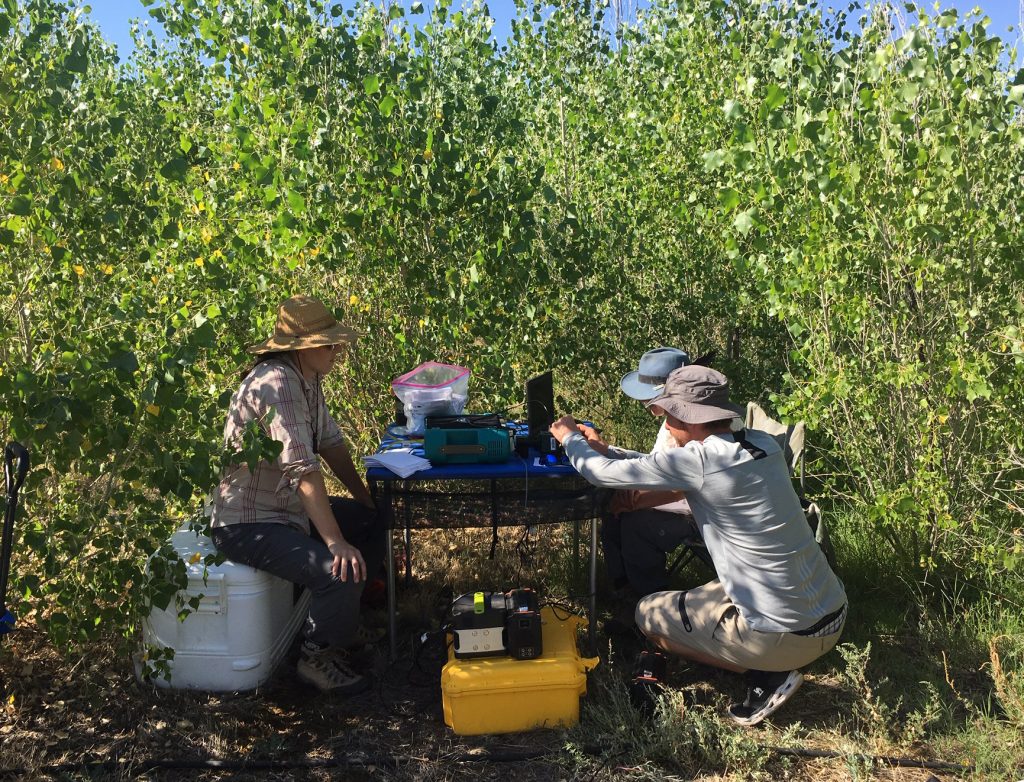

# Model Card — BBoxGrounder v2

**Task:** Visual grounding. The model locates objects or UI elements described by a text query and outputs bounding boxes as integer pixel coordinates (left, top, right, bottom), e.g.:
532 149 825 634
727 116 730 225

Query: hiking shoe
728 669 804 726
297 646 371 695
628 650 668 718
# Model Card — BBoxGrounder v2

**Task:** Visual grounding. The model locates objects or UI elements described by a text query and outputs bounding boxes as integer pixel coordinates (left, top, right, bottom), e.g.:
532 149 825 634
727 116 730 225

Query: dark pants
211 497 386 648
601 508 702 596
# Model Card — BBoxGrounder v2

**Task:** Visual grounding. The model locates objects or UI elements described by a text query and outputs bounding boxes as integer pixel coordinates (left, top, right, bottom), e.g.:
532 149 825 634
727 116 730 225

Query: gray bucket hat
645 365 744 423
620 347 691 400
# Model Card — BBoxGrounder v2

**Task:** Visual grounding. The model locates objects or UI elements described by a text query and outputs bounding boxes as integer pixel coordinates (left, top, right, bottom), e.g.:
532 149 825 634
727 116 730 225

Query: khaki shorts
635 580 844 672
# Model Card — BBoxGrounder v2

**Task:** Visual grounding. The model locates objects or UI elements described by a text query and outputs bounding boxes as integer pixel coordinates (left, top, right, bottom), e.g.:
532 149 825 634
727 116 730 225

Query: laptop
526 371 555 440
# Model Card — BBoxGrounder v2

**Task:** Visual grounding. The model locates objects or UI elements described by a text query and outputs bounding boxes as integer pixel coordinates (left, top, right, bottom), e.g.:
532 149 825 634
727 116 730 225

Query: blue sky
84 0 1022 65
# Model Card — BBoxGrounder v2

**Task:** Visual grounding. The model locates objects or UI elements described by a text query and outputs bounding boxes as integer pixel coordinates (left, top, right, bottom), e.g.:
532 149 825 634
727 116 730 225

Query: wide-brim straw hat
247 295 357 354
646 365 744 424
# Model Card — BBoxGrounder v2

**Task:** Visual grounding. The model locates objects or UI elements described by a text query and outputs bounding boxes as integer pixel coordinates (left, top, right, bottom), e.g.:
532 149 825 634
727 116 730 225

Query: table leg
387 521 397 660
403 480 413 586
589 516 598 654
371 478 399 661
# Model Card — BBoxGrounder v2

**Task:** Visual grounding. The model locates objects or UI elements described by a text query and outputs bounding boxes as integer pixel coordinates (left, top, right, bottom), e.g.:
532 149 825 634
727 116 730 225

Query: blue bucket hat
620 347 691 401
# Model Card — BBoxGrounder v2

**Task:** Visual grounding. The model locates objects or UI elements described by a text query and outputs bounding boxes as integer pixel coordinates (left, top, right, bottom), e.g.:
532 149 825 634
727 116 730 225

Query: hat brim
247 323 358 354
620 371 668 401
646 397 744 424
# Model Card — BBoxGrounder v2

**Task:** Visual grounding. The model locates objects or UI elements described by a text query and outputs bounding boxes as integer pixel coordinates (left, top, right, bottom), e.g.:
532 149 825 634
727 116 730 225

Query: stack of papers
363 450 432 478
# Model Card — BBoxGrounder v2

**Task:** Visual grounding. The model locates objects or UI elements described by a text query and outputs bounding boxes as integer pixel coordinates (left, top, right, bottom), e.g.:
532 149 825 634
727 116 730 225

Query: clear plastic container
391 361 470 435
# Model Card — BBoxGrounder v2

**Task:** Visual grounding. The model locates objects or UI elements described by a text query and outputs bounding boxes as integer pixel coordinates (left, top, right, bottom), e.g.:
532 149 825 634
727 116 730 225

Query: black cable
764 745 974 774
1 741 979 778
541 600 583 622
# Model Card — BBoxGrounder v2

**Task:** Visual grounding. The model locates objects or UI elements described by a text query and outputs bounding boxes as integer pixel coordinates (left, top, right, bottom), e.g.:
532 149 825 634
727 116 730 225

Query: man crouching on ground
550 365 847 726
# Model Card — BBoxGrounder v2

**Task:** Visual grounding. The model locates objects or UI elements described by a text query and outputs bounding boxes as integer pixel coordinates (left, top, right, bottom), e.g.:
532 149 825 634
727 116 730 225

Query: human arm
319 441 375 509
609 488 687 515
559 428 705 492
296 470 365 582
569 417 606 454
549 415 642 457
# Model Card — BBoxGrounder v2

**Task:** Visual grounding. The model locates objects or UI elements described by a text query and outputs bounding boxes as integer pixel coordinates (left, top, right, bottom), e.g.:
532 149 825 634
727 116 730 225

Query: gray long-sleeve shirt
564 429 846 633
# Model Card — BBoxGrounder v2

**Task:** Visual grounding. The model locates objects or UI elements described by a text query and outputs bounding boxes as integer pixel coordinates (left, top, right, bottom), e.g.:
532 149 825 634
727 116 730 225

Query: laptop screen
526 371 554 438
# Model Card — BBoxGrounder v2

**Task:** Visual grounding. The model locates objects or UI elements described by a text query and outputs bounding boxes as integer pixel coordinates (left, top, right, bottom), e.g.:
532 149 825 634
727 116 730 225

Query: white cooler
140 527 310 691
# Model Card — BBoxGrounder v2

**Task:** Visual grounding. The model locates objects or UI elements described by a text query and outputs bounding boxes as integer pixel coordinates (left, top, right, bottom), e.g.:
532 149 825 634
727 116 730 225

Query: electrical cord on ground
763 745 973 774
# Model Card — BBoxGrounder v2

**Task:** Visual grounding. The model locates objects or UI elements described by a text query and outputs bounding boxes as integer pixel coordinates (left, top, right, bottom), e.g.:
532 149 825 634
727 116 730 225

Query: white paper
363 451 433 478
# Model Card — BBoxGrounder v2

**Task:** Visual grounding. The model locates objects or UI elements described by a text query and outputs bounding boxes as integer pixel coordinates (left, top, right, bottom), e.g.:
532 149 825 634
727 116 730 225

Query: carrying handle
4 442 29 496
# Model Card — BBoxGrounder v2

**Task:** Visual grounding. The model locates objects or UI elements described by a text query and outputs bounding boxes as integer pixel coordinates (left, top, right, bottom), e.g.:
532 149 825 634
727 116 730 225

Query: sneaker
628 650 667 718
297 646 371 695
728 669 804 726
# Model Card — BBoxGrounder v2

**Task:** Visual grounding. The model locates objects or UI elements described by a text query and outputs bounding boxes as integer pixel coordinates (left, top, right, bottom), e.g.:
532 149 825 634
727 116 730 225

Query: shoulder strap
732 429 767 460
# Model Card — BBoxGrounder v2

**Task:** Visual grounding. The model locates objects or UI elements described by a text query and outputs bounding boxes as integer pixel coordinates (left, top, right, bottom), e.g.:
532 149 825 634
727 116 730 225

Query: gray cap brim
646 396 744 424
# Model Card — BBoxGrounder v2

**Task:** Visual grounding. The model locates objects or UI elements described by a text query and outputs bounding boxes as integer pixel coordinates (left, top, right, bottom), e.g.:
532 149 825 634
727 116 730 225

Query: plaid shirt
210 357 344 533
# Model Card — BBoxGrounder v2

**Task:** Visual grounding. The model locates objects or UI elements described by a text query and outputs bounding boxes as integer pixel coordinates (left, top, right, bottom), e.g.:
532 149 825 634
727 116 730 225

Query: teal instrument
424 427 513 464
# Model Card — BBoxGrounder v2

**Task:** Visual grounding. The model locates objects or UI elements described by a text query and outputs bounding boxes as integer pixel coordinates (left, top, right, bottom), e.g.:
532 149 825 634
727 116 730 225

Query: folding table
366 453 601 659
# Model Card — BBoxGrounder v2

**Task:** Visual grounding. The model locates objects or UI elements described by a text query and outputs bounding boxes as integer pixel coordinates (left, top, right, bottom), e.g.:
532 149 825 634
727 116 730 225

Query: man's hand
576 423 610 455
327 539 366 582
551 415 611 454
549 414 579 445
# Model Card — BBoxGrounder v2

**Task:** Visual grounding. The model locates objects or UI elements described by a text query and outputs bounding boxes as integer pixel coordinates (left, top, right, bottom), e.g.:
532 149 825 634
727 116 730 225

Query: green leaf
65 32 89 74
107 351 140 374
9 196 32 216
763 85 788 111
363 74 381 96
702 149 727 172
286 189 305 214
733 209 755 236
717 188 741 212
378 95 397 117
159 157 189 181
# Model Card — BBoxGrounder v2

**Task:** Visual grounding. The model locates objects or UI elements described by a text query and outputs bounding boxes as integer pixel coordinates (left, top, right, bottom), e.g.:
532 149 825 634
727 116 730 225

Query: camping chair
665 402 835 580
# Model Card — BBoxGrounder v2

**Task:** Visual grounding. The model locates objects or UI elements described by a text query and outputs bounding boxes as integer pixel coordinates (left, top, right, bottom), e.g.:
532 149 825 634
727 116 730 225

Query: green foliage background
0 0 1021 645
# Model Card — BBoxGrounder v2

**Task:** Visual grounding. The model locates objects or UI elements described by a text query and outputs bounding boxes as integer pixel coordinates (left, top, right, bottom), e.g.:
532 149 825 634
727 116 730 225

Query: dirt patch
0 527 987 780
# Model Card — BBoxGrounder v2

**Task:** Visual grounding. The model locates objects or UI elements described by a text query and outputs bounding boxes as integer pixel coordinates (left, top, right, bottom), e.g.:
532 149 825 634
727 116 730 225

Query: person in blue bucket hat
600 347 704 602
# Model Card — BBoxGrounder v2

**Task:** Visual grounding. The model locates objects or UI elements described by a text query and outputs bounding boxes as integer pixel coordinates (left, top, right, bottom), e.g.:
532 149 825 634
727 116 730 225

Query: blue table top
365 451 581 482
365 420 585 481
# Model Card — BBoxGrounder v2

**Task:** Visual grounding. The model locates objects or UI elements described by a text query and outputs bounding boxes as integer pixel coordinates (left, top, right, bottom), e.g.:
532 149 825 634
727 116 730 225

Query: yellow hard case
441 606 600 736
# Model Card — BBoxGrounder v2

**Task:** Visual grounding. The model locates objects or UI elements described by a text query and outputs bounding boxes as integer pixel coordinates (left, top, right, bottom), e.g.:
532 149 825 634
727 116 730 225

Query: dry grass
1 526 1021 780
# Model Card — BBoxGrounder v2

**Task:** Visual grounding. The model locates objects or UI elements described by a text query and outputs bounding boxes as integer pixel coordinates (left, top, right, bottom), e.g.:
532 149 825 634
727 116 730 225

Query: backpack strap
732 429 767 460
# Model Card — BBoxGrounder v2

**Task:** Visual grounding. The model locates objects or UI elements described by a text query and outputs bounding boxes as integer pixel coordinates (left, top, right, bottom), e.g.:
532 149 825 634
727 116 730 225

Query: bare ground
0 528 1000 781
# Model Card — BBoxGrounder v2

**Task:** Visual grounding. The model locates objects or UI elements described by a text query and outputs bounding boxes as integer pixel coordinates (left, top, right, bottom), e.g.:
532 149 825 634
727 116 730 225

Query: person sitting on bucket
550 365 847 726
210 295 385 695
